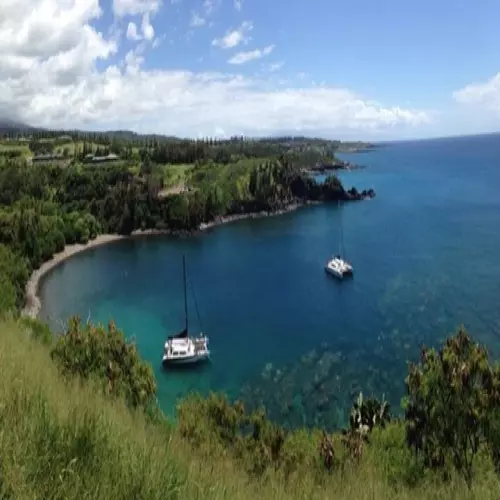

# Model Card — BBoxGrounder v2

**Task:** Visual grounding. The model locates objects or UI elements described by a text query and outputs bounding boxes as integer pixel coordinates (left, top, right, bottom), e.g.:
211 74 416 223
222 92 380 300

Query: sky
1 0 500 140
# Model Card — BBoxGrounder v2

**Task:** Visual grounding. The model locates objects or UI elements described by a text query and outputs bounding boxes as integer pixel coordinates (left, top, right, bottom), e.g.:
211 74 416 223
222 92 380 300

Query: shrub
178 393 287 476
369 423 427 488
341 392 391 464
50 316 157 412
404 326 500 487
0 244 30 311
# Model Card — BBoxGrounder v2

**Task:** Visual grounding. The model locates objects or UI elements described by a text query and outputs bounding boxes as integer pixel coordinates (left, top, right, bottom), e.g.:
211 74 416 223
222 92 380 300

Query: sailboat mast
338 199 346 258
183 255 188 332
337 199 342 257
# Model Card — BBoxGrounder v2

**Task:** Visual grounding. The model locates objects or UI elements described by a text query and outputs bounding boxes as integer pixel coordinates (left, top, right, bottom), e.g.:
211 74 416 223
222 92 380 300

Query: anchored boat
162 256 210 366
325 255 353 279
325 200 353 280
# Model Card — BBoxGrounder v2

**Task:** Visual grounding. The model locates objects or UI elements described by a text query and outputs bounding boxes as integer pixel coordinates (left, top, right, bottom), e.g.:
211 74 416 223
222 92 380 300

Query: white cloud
152 35 165 48
203 0 220 15
124 49 145 75
187 0 218 33
126 22 142 41
141 13 155 41
229 45 275 65
125 15 156 43
214 126 226 137
212 21 253 49
190 11 206 28
234 0 243 11
113 0 161 16
267 61 285 72
453 73 500 113
0 0 431 138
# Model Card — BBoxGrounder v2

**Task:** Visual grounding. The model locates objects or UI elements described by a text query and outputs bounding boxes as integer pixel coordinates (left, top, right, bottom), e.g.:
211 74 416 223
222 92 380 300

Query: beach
21 203 310 320
21 234 127 319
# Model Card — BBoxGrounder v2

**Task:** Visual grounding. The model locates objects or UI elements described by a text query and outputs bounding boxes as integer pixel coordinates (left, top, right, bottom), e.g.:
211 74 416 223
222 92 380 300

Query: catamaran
325 200 353 280
162 256 210 366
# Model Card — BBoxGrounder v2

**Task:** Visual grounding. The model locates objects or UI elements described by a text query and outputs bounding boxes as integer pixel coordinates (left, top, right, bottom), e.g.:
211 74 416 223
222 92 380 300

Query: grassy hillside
0 317 246 500
0 129 498 498
1 317 499 499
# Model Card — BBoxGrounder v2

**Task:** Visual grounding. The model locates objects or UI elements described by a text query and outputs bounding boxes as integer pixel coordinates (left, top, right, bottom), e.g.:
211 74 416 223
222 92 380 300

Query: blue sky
3 0 500 139
106 0 500 99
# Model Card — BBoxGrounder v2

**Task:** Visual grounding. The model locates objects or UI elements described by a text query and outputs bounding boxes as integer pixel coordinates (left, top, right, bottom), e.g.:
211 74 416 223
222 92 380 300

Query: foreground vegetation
1 316 500 499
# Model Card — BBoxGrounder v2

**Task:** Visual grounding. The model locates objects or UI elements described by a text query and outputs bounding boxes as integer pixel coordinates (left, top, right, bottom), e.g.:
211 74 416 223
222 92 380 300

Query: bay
39 134 500 429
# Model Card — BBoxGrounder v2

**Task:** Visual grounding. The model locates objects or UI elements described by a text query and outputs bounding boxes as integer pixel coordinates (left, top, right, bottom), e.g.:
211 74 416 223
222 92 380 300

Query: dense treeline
0 129 362 316
2 125 356 165
0 125 352 149
1 155 344 233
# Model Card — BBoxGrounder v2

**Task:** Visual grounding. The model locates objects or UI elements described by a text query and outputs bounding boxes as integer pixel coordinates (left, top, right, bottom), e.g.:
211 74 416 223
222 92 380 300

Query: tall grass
1 318 499 499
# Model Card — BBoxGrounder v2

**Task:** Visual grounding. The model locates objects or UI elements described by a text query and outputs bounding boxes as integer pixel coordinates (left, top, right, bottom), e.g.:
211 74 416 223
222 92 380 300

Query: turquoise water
39 134 500 429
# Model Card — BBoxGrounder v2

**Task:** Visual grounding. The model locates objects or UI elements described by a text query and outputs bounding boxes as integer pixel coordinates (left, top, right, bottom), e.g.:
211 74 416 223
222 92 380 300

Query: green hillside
0 316 499 499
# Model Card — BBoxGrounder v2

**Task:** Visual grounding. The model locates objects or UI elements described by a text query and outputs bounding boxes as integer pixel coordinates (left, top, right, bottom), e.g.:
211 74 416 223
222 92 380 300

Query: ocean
39 134 500 429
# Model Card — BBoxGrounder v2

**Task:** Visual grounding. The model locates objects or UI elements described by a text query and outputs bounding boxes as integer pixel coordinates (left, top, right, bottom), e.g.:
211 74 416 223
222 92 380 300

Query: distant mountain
0 118 37 133
100 130 181 141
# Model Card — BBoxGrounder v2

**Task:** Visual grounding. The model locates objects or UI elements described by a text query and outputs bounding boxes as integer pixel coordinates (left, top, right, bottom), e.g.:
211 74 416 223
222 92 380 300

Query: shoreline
21 202 312 320
21 234 127 319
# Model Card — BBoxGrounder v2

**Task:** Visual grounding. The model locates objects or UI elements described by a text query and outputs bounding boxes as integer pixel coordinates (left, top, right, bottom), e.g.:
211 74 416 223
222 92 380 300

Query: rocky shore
303 159 365 175
345 187 376 200
198 201 318 230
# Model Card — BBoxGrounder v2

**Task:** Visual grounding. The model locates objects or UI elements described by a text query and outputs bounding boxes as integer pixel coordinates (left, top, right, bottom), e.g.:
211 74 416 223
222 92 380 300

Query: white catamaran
325 200 353 280
162 256 210 366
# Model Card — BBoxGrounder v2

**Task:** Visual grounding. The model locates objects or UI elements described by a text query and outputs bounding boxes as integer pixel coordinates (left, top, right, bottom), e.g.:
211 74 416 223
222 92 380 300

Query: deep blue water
39 134 500 429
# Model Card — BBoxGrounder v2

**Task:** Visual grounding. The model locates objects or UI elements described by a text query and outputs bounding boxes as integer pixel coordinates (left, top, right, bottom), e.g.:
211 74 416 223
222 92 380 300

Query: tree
0 274 17 314
0 244 29 311
188 190 206 228
50 317 157 410
404 327 500 487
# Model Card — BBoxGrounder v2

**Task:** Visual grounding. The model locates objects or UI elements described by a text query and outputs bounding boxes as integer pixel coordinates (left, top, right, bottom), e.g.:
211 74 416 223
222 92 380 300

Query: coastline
21 234 127 319
21 202 311 320
198 202 308 230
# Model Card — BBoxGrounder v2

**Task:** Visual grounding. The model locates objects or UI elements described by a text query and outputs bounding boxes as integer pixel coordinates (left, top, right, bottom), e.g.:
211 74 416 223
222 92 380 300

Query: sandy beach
21 234 126 319
21 202 311 320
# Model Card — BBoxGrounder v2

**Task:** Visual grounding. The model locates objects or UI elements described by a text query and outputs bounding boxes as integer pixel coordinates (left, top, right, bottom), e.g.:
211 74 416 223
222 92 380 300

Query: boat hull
162 352 210 366
324 264 353 280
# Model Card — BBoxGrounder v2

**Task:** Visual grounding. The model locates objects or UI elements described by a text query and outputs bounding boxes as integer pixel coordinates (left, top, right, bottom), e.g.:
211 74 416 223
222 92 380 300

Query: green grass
0 139 105 158
1 317 500 499
128 164 141 175
154 163 194 188
0 142 31 157
53 141 101 156
189 158 264 200
0 317 244 499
